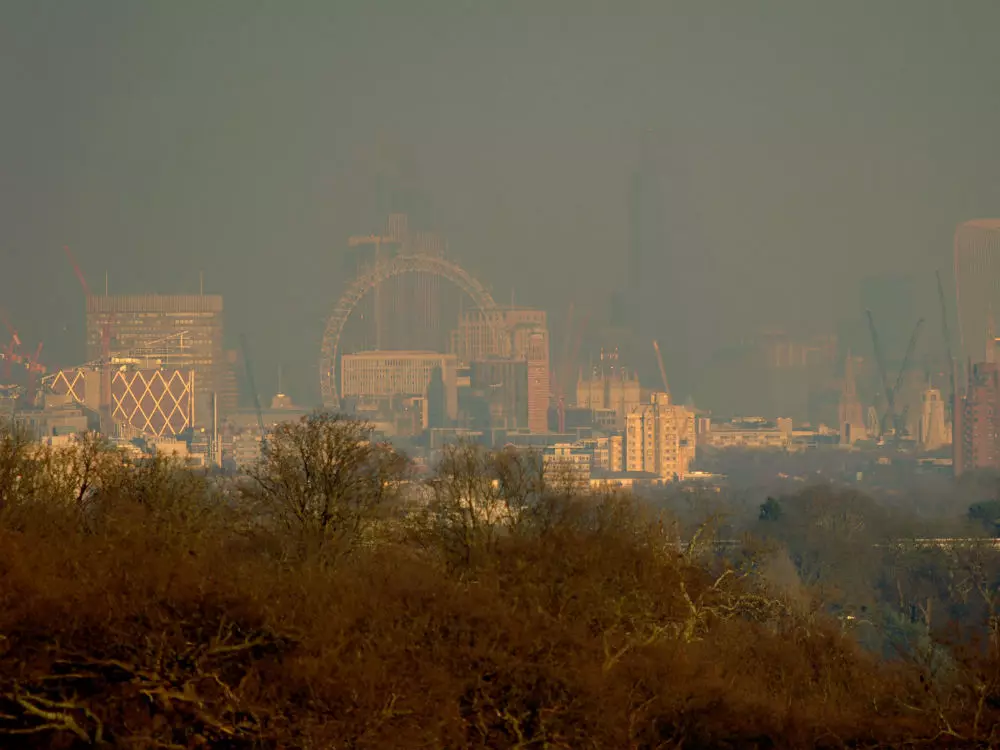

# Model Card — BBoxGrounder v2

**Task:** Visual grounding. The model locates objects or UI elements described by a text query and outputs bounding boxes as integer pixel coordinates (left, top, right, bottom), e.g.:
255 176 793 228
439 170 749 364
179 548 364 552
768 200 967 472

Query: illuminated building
919 388 950 452
625 392 695 480
576 349 641 430
85 294 235 428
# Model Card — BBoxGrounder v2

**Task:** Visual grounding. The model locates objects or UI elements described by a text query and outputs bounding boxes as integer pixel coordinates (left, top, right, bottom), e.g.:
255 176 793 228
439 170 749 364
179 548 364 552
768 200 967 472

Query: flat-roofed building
86 294 235 428
625 392 696 481
341 350 458 421
451 306 550 433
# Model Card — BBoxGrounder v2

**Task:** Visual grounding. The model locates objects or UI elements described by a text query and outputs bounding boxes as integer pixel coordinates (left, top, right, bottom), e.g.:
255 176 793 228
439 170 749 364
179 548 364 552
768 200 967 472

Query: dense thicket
1 416 1000 748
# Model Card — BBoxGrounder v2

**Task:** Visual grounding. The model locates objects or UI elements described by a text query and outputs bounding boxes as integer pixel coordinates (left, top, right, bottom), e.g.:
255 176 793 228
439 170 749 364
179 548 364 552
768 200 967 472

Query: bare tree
245 412 408 561
0 421 36 512
419 442 549 566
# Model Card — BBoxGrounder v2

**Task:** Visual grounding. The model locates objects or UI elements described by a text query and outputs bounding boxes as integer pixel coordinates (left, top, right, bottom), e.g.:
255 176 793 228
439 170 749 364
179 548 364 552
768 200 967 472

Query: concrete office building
542 443 593 490
451 306 550 433
469 359 530 430
86 294 235 428
960 362 1000 471
576 352 641 430
625 392 696 481
954 220 1000 366
341 350 458 421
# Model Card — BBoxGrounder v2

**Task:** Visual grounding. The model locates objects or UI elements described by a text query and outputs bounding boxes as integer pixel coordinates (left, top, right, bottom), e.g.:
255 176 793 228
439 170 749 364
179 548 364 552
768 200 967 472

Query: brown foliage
0 426 998 747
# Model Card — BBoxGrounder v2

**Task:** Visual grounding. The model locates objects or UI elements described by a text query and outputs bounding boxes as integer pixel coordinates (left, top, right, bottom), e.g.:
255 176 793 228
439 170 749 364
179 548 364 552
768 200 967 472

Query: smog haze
3 1 1000 405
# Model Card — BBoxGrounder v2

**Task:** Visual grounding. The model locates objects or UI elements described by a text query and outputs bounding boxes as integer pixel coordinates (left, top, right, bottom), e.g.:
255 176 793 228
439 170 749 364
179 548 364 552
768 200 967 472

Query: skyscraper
954 220 1000 366
838 352 866 444
451 307 550 433
625 392 695 481
86 294 236 428
960 362 1000 471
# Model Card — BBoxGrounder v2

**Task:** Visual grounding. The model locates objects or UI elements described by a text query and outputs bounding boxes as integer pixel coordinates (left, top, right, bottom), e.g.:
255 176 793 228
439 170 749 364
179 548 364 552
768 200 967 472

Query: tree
968 499 1000 536
245 412 408 561
759 496 783 522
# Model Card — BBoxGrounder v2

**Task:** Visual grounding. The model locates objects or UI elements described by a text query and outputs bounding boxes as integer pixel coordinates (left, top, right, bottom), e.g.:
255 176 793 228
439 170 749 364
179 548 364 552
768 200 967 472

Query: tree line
2 413 1000 747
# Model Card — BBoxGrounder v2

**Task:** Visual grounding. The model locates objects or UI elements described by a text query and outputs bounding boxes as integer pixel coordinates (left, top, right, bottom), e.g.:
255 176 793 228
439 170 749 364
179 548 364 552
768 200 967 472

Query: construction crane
63 245 113 431
240 334 266 446
888 318 924 437
865 310 894 440
653 339 671 399
936 271 957 408
936 270 962 474
0 308 21 381
23 342 46 406
865 309 923 441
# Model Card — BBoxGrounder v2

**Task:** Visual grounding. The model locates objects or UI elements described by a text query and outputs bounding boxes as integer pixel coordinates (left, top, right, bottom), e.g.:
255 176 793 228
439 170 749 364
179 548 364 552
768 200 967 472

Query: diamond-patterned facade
50 369 87 402
50 367 194 438
113 369 194 437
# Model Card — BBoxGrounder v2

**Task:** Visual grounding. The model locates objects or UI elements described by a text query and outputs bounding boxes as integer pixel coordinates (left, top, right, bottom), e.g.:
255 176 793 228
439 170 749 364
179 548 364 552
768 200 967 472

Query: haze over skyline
3 1 1000 405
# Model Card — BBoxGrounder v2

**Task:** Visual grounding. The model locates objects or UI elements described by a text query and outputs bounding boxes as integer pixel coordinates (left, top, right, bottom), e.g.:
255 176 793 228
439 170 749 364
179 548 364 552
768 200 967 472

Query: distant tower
919 387 950 452
961 362 1000 471
838 351 866 444
954 220 1000 368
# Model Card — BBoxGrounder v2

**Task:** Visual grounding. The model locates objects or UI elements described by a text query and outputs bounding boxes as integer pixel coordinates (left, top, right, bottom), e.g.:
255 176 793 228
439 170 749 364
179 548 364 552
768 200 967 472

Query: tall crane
0 308 21 381
63 245 113 431
240 334 266 447
866 309 923 441
937 270 961 475
865 310 894 440
24 342 46 406
653 339 671 399
936 271 957 407
887 319 924 438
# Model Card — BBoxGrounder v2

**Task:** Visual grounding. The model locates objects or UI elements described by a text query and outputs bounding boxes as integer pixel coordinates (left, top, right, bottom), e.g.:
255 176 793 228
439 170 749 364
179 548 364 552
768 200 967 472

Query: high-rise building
838 352 866 444
469 359 530 430
340 350 458 421
960 362 1000 471
452 307 550 433
625 392 695 481
954 220 1000 366
576 349 641 430
86 294 235 428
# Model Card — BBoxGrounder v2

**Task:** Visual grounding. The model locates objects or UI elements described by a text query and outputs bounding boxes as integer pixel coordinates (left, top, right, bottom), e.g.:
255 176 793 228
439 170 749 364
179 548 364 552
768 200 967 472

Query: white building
542 443 592 490
625 392 695 481
919 388 951 452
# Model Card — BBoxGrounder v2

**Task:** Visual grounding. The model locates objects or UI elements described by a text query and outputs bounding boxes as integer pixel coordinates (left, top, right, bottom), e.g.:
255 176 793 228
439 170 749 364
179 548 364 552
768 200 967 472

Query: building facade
451 306 550 433
625 392 695 480
542 443 593 490
85 294 235 428
961 362 1000 471
838 352 866 444
699 417 793 449
954 220 1000 367
576 351 641 430
49 366 195 438
341 350 458 421
919 388 951 452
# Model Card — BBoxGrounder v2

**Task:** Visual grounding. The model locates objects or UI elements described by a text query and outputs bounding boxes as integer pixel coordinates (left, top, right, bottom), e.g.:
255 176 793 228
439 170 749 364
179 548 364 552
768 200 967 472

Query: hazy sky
2 1 999 403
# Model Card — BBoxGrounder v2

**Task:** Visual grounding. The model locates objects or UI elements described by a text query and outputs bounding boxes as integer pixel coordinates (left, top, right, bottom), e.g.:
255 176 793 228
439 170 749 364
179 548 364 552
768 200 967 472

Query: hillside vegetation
1 415 1000 748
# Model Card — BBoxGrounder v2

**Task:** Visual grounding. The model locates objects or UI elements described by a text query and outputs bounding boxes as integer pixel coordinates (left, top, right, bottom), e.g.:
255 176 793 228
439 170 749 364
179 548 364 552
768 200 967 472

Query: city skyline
3 2 1000 409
